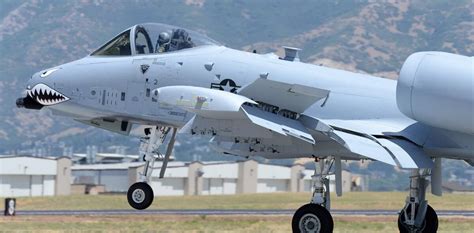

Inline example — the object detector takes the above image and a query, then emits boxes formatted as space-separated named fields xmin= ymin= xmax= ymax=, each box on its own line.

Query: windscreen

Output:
xmin=91 ymin=30 xmax=131 ymax=56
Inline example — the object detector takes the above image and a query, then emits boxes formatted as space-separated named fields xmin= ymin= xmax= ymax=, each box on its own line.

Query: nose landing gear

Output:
xmin=127 ymin=126 xmax=178 ymax=210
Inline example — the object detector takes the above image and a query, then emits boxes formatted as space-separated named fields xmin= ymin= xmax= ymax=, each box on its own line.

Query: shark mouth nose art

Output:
xmin=27 ymin=83 xmax=70 ymax=106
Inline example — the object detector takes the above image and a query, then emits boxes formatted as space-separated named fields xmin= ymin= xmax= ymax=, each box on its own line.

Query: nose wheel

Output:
xmin=292 ymin=203 xmax=334 ymax=233
xmin=127 ymin=182 xmax=154 ymax=210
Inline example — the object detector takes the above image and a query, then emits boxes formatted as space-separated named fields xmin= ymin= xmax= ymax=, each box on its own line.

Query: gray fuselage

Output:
xmin=25 ymin=45 xmax=473 ymax=161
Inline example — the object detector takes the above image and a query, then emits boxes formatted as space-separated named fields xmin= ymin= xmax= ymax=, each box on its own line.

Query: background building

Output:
xmin=0 ymin=155 xmax=370 ymax=197
xmin=0 ymin=156 xmax=71 ymax=197
xmin=71 ymin=160 xmax=369 ymax=196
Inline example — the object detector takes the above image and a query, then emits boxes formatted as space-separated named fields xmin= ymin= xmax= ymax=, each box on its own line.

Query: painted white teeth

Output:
xmin=28 ymin=83 xmax=69 ymax=106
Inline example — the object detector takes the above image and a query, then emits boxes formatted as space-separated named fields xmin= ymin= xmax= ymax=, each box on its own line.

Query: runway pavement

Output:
xmin=16 ymin=209 xmax=474 ymax=217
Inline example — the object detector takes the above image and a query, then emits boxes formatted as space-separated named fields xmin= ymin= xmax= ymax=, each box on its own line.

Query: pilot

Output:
xmin=156 ymin=32 xmax=171 ymax=53
xmin=171 ymin=29 xmax=195 ymax=50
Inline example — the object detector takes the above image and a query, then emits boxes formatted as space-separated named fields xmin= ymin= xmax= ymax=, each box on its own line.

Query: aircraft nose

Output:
xmin=17 ymin=67 xmax=70 ymax=109
xmin=16 ymin=81 xmax=43 ymax=110
xmin=16 ymin=72 xmax=42 ymax=109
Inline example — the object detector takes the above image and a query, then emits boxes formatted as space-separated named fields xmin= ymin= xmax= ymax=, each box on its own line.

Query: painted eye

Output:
xmin=40 ymin=68 xmax=60 ymax=78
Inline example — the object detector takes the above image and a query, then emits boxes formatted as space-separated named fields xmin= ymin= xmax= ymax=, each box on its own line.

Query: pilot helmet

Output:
xmin=158 ymin=32 xmax=171 ymax=44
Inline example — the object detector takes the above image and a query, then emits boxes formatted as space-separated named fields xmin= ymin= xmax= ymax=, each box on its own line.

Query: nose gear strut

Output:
xmin=127 ymin=126 xmax=178 ymax=210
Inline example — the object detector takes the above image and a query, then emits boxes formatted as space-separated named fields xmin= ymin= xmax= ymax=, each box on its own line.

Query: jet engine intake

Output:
xmin=396 ymin=52 xmax=473 ymax=134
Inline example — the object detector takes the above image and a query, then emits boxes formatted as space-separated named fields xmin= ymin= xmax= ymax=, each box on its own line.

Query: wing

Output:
xmin=155 ymin=79 xmax=433 ymax=169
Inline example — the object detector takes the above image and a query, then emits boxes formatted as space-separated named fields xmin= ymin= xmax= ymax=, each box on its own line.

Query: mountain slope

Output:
xmin=0 ymin=0 xmax=472 ymax=155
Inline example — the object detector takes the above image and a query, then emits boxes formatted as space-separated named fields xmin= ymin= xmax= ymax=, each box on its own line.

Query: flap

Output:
xmin=332 ymin=128 xmax=433 ymax=168
xmin=155 ymin=86 xmax=256 ymax=119
xmin=377 ymin=139 xmax=433 ymax=169
xmin=320 ymin=118 xmax=432 ymax=146
xmin=238 ymin=78 xmax=329 ymax=113
xmin=332 ymin=130 xmax=397 ymax=166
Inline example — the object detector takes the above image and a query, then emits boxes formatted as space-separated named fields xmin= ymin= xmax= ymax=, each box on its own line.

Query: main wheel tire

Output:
xmin=398 ymin=204 xmax=438 ymax=233
xmin=292 ymin=203 xmax=334 ymax=233
xmin=127 ymin=182 xmax=154 ymax=210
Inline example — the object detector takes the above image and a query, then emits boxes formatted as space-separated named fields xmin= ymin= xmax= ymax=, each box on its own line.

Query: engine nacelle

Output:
xmin=397 ymin=52 xmax=473 ymax=134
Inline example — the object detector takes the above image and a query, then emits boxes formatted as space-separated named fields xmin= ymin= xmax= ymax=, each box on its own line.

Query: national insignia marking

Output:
xmin=210 ymin=79 xmax=241 ymax=93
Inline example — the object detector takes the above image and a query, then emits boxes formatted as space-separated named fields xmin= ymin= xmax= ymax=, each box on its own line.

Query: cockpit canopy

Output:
xmin=91 ymin=23 xmax=220 ymax=56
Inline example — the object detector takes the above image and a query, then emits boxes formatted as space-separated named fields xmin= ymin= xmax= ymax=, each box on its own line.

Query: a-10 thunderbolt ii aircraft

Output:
xmin=16 ymin=23 xmax=473 ymax=233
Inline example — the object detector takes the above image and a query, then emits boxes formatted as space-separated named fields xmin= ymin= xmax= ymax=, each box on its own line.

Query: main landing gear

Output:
xmin=127 ymin=126 xmax=178 ymax=210
xmin=292 ymin=158 xmax=335 ymax=233
xmin=292 ymin=159 xmax=440 ymax=233
xmin=398 ymin=169 xmax=439 ymax=233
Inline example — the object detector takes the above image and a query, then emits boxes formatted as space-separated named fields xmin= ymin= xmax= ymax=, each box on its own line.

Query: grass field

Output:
xmin=14 ymin=192 xmax=474 ymax=211
xmin=0 ymin=192 xmax=472 ymax=232
xmin=1 ymin=215 xmax=472 ymax=233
